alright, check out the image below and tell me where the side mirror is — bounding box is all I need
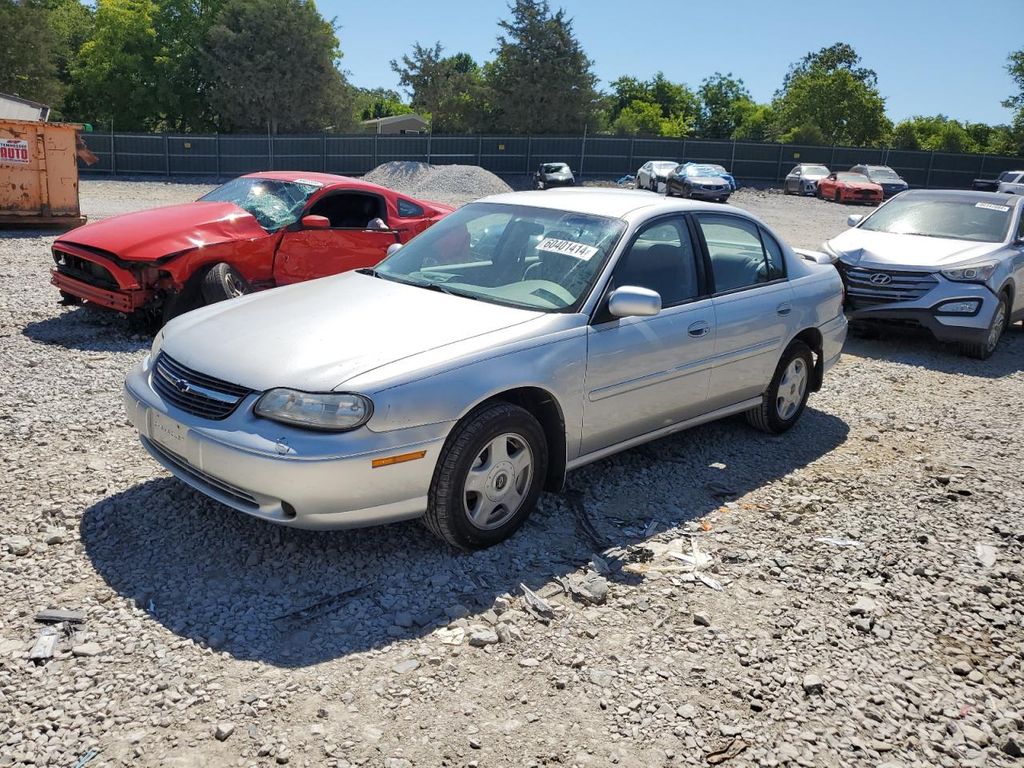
[366,217,389,232]
[608,286,661,318]
[301,215,330,229]
[385,243,404,258]
[847,214,864,227]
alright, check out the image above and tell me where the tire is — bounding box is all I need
[59,291,82,306]
[959,293,1009,360]
[424,402,548,550]
[746,341,814,434]
[201,263,250,305]
[718,196,730,204]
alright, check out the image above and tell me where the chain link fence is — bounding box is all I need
[78,131,1022,189]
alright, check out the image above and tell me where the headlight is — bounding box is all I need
[149,329,165,364]
[940,261,999,283]
[255,389,372,431]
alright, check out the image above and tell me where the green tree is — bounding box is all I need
[732,103,775,142]
[606,72,697,136]
[781,124,825,145]
[611,100,664,136]
[391,42,487,132]
[697,72,753,139]
[46,0,94,102]
[355,88,413,121]
[69,0,163,128]
[486,0,597,133]
[202,0,354,133]
[774,44,889,146]
[0,0,65,107]
[889,120,920,150]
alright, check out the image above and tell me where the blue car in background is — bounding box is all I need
[684,163,738,191]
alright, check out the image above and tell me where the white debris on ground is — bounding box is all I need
[362,161,512,206]
[0,180,1022,767]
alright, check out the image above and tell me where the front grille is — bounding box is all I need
[152,353,251,420]
[53,249,119,290]
[146,437,259,509]
[839,265,938,309]
[854,189,876,199]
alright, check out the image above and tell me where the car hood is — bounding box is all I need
[57,201,269,261]
[827,228,1003,269]
[838,181,881,190]
[689,175,728,185]
[801,173,828,182]
[160,271,545,392]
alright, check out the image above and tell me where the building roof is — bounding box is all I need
[360,113,428,127]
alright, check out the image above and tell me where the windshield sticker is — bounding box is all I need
[976,202,1009,212]
[292,178,323,187]
[537,237,599,261]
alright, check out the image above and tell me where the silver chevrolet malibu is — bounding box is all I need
[124,189,847,549]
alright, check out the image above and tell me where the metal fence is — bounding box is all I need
[78,131,1022,189]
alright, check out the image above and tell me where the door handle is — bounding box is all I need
[776,303,793,316]
[688,321,710,338]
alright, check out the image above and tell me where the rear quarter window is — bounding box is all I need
[397,198,425,217]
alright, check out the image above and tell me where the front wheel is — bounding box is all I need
[424,402,548,550]
[959,294,1009,360]
[201,263,250,305]
[746,341,814,434]
[833,190,842,203]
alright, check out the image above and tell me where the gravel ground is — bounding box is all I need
[1,181,1022,768]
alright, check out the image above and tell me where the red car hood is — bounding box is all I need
[57,201,269,262]
[840,182,881,191]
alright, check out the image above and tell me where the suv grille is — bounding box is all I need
[152,353,251,420]
[839,265,938,309]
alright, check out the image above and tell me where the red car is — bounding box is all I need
[51,172,453,323]
[816,172,883,205]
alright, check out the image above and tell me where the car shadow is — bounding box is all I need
[79,407,848,668]
[22,306,150,353]
[843,322,1024,379]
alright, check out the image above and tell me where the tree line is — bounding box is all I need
[2,0,1023,155]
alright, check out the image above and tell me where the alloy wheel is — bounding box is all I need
[463,433,534,530]
[775,358,808,420]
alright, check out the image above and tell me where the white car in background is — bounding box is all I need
[783,164,831,196]
[636,160,679,192]
[824,190,1024,359]
[997,170,1024,194]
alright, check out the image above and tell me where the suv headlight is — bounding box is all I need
[255,389,372,431]
[940,261,999,283]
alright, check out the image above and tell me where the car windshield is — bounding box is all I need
[837,173,870,183]
[859,198,1012,243]
[199,177,320,231]
[542,163,568,173]
[802,165,829,175]
[867,167,900,180]
[652,161,677,172]
[691,165,721,176]
[375,202,626,312]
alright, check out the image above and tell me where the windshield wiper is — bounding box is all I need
[356,267,381,277]
[419,282,479,300]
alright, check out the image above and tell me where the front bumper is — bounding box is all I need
[541,177,575,187]
[51,242,153,313]
[124,357,450,530]
[51,270,151,312]
[839,189,882,204]
[688,186,730,200]
[801,181,819,195]
[838,265,998,344]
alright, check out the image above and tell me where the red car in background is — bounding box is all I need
[51,172,453,324]
[816,172,883,205]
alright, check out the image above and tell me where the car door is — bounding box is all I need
[581,216,715,455]
[693,213,794,410]
[274,190,399,285]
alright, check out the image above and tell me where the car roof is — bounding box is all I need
[475,188,751,222]
[898,189,1024,206]
[242,171,395,194]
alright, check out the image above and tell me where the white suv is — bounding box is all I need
[997,171,1024,194]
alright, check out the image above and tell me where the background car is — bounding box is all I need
[783,164,831,195]
[50,172,452,325]
[824,190,1024,358]
[665,164,731,202]
[849,165,909,198]
[996,170,1024,194]
[689,163,737,191]
[636,160,679,191]
[125,189,846,549]
[534,162,575,189]
[817,172,883,205]
[971,170,1021,192]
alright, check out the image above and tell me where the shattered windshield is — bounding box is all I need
[199,177,320,231]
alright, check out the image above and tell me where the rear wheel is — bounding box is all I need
[201,263,250,305]
[746,341,813,434]
[959,294,1009,360]
[424,402,548,550]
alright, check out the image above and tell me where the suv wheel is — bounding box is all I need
[424,402,548,550]
[746,341,814,434]
[959,294,1009,360]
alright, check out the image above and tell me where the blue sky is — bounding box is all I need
[323,0,1023,125]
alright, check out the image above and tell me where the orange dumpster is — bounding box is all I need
[0,119,95,228]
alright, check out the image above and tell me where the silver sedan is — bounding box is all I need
[125,190,847,549]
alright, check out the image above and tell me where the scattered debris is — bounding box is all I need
[706,738,747,764]
[802,674,824,695]
[434,627,465,646]
[29,625,60,664]
[849,596,878,616]
[814,536,863,548]
[975,544,997,568]
[392,659,421,674]
[520,584,555,623]
[214,723,235,741]
[558,572,610,605]
[70,749,100,768]
[271,585,365,625]
[589,553,610,575]
[36,608,86,624]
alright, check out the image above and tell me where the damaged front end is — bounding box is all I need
[50,242,180,316]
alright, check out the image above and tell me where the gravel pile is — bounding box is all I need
[363,161,512,206]
[0,182,1022,767]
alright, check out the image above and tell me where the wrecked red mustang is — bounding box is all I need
[51,172,453,323]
